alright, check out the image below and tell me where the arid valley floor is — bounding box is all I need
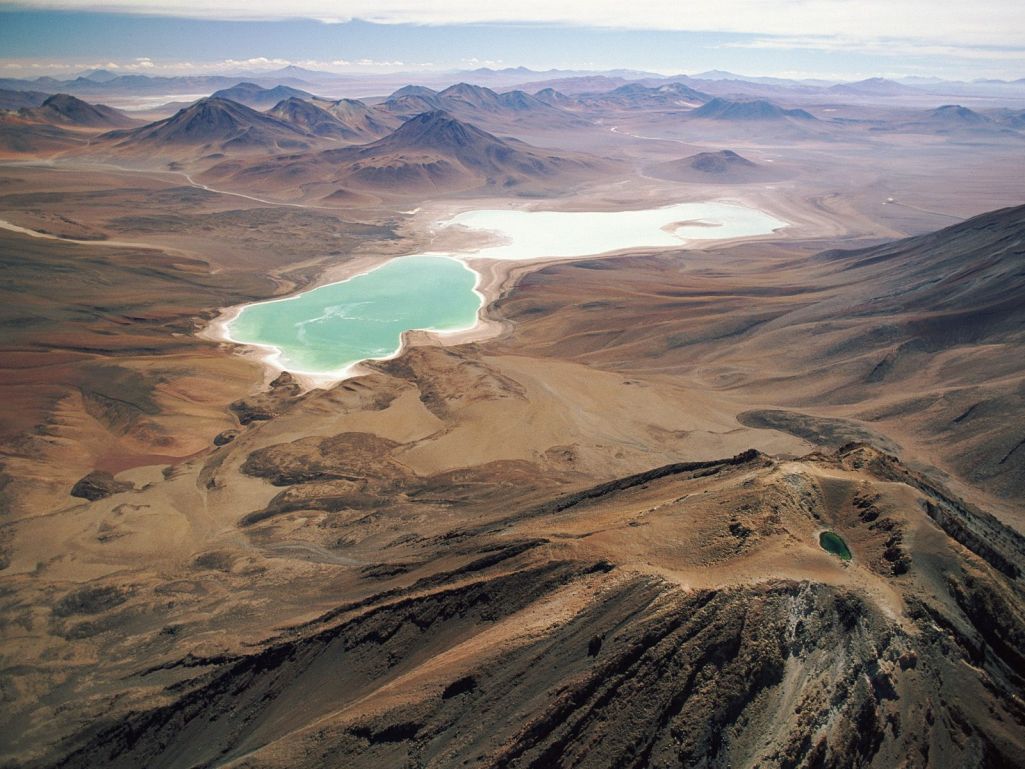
[1,71,1025,768]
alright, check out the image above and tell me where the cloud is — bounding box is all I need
[0,55,435,77]
[11,0,1025,48]
[723,35,1025,63]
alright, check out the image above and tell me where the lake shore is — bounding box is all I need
[201,195,799,390]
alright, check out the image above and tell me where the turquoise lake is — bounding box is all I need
[227,255,481,375]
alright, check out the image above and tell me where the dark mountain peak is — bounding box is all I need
[582,81,710,108]
[691,97,814,121]
[495,90,548,111]
[830,77,917,95]
[383,86,444,115]
[437,82,502,110]
[20,93,133,127]
[534,87,571,105]
[323,97,373,117]
[929,104,989,123]
[211,82,314,109]
[104,96,309,151]
[439,82,498,99]
[388,85,438,100]
[377,110,502,152]
[41,93,89,110]
[610,83,650,96]
[77,68,119,83]
[655,82,709,99]
[687,149,757,172]
[271,97,386,140]
[268,96,335,122]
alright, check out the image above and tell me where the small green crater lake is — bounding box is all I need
[820,531,852,561]
[227,255,481,376]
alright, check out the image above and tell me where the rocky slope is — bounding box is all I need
[203,110,608,199]
[34,443,1025,769]
[99,97,315,157]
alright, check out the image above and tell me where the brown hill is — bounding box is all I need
[895,104,1013,136]
[210,82,315,110]
[267,97,348,138]
[645,149,788,183]
[689,97,815,121]
[204,110,606,199]
[380,82,584,129]
[379,85,445,117]
[0,88,51,110]
[579,81,711,110]
[99,97,314,157]
[500,204,1025,501]
[0,113,84,155]
[18,93,136,128]
[266,96,390,142]
[314,97,392,139]
[533,87,574,107]
[40,435,1025,769]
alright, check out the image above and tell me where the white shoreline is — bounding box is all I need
[201,254,487,390]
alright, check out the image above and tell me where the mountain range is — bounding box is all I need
[202,109,608,199]
[99,97,313,156]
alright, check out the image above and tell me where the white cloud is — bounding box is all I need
[0,55,436,77]
[723,35,1025,63]
[13,0,1025,47]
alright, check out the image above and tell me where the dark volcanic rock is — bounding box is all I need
[229,371,303,425]
[688,149,756,173]
[213,429,239,446]
[69,470,133,501]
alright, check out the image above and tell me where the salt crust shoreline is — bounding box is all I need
[202,195,805,390]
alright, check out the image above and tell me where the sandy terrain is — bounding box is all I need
[0,89,1024,768]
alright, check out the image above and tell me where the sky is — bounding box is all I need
[0,1,1023,81]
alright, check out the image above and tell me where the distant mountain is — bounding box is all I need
[435,83,565,114]
[891,104,1014,137]
[381,86,445,117]
[690,70,836,87]
[204,110,607,199]
[829,78,920,97]
[495,90,554,111]
[75,69,120,83]
[100,97,313,156]
[646,149,787,184]
[18,94,136,128]
[269,96,389,141]
[435,82,507,113]
[315,98,392,139]
[992,108,1025,130]
[0,88,51,111]
[690,98,815,121]
[925,104,992,125]
[211,82,316,110]
[686,149,757,173]
[380,82,582,127]
[579,82,710,110]
[0,73,247,98]
[533,88,574,108]
[250,65,328,82]
[266,97,353,139]
[0,114,84,154]
[367,110,509,156]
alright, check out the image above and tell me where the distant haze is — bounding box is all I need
[1,2,1023,81]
